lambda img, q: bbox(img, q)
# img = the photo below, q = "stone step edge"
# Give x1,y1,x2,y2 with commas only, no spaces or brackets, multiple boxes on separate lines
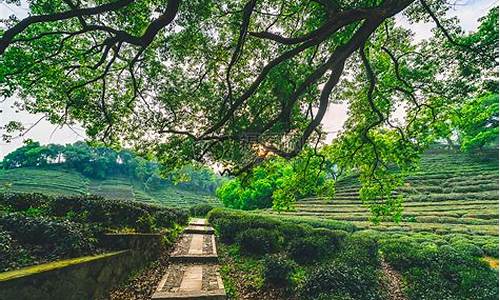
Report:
184,227,215,234
151,289,226,300
189,218,210,227
170,255,219,263
152,263,226,300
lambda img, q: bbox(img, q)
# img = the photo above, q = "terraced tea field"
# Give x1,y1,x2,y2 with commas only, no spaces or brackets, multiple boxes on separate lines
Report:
0,167,220,208
268,150,499,237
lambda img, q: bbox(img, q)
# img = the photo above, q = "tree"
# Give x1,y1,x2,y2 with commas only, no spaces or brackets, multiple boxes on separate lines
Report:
0,0,497,217
453,93,499,151
2,139,50,168
216,148,335,210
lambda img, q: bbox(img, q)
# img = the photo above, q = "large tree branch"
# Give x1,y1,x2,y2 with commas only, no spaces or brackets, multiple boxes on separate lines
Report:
205,0,415,138
1,0,181,55
0,0,135,55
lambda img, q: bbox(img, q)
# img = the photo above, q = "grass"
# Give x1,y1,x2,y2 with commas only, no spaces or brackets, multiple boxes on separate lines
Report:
0,167,220,208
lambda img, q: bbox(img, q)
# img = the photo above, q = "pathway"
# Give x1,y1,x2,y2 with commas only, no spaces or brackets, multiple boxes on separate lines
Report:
152,218,226,300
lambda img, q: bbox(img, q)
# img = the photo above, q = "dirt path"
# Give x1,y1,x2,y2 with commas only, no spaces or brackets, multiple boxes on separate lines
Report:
381,258,408,300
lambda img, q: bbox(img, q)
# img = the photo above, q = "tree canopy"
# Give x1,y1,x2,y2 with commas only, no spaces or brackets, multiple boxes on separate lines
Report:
0,0,498,216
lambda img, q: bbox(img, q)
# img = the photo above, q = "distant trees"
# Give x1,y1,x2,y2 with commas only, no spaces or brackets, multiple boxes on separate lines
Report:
1,141,223,194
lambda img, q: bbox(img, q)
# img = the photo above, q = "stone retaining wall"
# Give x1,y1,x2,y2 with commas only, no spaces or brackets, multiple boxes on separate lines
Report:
101,233,164,258
0,234,166,300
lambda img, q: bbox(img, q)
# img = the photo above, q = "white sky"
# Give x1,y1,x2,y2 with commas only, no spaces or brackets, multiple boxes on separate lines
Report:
0,0,497,158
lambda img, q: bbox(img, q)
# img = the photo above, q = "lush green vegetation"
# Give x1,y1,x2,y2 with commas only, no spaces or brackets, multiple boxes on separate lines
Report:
0,167,221,208
1,141,225,194
0,1,498,299
209,208,498,300
0,193,188,272
266,150,498,236
216,148,335,211
0,1,497,211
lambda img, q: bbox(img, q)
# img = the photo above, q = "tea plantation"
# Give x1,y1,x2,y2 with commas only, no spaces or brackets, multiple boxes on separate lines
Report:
268,150,498,237
0,167,220,208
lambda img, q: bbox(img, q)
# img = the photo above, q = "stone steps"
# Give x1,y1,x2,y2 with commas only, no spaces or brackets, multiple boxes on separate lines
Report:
152,218,226,300
184,225,215,234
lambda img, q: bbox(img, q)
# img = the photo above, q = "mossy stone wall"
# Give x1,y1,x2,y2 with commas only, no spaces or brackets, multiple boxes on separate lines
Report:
0,250,146,300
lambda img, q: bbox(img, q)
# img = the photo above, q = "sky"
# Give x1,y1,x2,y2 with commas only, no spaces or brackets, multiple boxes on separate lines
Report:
0,0,497,158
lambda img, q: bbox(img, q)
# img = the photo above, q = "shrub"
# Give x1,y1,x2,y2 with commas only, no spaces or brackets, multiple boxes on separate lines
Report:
172,208,189,225
217,218,243,243
452,241,484,257
189,204,215,217
310,228,347,251
209,209,279,243
154,209,176,228
288,237,328,264
279,223,312,245
0,230,16,270
298,261,384,300
47,194,188,229
135,213,155,233
263,254,295,286
236,228,280,255
383,239,499,300
0,229,33,272
0,193,49,211
0,213,97,256
340,235,379,267
380,239,418,270
482,243,499,258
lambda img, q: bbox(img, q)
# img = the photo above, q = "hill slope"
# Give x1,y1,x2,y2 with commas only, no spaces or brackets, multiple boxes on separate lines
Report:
0,167,220,208
268,150,499,236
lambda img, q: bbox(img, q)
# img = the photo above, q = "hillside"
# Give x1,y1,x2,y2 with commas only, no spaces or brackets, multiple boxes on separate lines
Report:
268,150,499,236
0,167,220,208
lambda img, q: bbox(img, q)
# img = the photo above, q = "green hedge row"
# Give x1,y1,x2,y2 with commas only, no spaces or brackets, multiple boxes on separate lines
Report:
0,193,189,231
210,208,499,300
208,208,386,299
0,193,189,272
381,239,498,300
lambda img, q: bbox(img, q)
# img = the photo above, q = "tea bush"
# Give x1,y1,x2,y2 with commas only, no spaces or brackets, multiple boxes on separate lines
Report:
189,204,215,217
0,193,189,271
288,237,328,264
381,239,499,300
0,213,98,256
263,254,296,286
298,261,384,300
0,193,189,231
236,228,280,255
0,193,49,211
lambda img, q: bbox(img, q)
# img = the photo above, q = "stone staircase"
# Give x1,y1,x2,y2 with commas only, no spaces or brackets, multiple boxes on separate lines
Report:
152,218,226,300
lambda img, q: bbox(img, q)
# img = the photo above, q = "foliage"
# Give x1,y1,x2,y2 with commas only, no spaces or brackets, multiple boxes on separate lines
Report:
298,260,385,300
263,254,296,287
0,167,221,208
0,192,188,272
381,240,499,300
452,93,499,151
268,149,498,238
0,0,496,223
0,193,189,231
217,149,335,210
287,237,328,264
236,228,280,255
0,229,29,272
1,141,224,194
189,203,215,217
297,236,384,300
0,212,98,257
